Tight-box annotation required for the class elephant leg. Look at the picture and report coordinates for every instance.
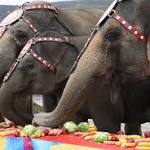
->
[88,79,121,133]
[125,123,142,135]
[43,94,57,112]
[75,101,91,123]
[90,104,121,133]
[14,92,33,124]
[0,113,4,122]
[0,94,31,124]
[15,94,32,115]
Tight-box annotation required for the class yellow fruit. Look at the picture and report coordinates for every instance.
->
[87,124,97,132]
[84,135,96,141]
[88,128,97,132]
[127,135,141,139]
[136,146,150,149]
[115,141,121,146]
[124,143,136,148]
[119,138,127,144]
[20,131,27,137]
[137,142,150,147]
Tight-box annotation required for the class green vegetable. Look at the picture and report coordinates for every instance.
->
[96,133,109,143]
[63,121,78,133]
[78,122,89,132]
[23,125,37,136]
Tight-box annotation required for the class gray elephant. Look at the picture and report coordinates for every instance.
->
[0,1,103,122]
[31,0,150,134]
[0,31,92,124]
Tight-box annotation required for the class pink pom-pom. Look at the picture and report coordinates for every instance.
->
[23,137,33,150]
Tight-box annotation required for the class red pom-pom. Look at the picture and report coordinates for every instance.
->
[110,135,119,141]
[144,132,150,138]
[116,131,124,135]
[43,129,49,136]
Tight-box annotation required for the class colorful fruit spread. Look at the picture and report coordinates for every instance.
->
[0,122,149,150]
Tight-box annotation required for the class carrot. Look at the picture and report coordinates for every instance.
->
[48,129,64,136]
[134,138,150,143]
[0,129,19,136]
[74,132,86,136]
[124,142,136,148]
[103,141,116,145]
[80,131,97,138]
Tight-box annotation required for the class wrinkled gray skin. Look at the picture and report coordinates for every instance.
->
[0,1,103,123]
[32,0,150,134]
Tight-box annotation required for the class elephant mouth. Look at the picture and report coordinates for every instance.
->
[120,70,150,83]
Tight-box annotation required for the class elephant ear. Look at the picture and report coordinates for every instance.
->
[110,76,124,121]
[56,35,88,83]
[56,43,78,83]
[147,35,150,62]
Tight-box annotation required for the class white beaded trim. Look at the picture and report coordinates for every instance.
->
[22,17,38,33]
[36,37,65,43]
[113,13,147,43]
[134,31,138,35]
[26,4,57,13]
[30,49,56,73]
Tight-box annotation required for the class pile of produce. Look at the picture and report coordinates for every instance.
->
[0,121,149,149]
[62,121,150,149]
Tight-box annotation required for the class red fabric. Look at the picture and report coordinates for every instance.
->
[40,135,135,150]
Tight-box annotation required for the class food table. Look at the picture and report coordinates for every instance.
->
[0,122,149,150]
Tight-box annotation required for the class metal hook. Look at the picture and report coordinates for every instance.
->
[108,10,117,17]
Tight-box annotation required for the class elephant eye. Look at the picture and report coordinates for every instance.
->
[16,30,28,39]
[105,31,121,43]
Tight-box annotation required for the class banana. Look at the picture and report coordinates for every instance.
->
[127,135,141,139]
[137,142,150,147]
[136,146,150,149]
[84,135,96,141]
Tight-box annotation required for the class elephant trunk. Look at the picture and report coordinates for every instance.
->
[52,32,112,125]
[0,81,32,125]
[0,34,18,86]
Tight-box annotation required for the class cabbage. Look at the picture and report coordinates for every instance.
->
[63,121,78,133]
[96,133,109,143]
[23,125,37,136]
[78,122,89,132]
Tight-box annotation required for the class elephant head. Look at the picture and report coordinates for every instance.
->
[0,1,67,84]
[32,0,150,129]
[0,1,103,84]
[0,31,84,125]
[0,1,64,123]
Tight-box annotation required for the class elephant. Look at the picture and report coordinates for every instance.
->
[31,0,150,134]
[0,31,93,125]
[0,1,103,122]
[2,0,142,134]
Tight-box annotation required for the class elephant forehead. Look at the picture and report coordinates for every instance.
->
[0,9,23,26]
